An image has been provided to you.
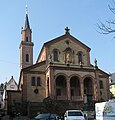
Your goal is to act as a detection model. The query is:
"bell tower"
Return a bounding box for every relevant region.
[20,7,34,69]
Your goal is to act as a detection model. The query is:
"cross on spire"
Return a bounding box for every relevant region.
[65,27,70,34]
[23,4,30,30]
[26,4,28,14]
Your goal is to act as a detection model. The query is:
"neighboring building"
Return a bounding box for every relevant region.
[16,12,110,116]
[5,76,18,91]
[109,73,115,97]
[7,90,21,115]
[3,76,18,112]
[0,84,4,109]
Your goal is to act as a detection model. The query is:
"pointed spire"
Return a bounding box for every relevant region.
[23,5,30,30]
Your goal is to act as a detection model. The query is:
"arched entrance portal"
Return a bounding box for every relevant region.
[84,77,93,95]
[70,76,81,100]
[55,75,67,100]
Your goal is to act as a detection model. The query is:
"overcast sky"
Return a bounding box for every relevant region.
[0,0,114,83]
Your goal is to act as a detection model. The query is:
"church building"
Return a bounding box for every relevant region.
[17,12,110,115]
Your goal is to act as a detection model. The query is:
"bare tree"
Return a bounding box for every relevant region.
[97,0,115,36]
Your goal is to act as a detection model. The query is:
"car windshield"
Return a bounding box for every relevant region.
[68,111,83,116]
[35,114,57,119]
[36,114,50,118]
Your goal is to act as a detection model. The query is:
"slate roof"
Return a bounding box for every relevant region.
[23,13,30,30]
[7,76,17,86]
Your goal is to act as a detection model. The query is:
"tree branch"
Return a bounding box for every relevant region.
[96,21,115,34]
[97,0,115,37]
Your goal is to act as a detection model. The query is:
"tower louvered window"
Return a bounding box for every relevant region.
[26,37,28,42]
[26,54,29,62]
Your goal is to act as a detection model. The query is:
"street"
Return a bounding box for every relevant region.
[1,115,31,120]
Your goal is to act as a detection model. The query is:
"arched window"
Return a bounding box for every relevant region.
[37,77,41,86]
[53,49,58,62]
[78,51,82,63]
[31,77,35,86]
[26,54,29,62]
[26,37,28,42]
[99,80,103,89]
[56,89,61,96]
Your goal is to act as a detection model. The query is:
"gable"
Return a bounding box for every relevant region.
[37,33,91,65]
[6,76,18,90]
[23,60,46,72]
[48,36,89,54]
[45,34,90,51]
[18,61,46,89]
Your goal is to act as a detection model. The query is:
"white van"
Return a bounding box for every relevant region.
[64,110,85,120]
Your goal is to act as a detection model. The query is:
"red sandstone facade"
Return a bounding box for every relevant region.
[17,14,110,115]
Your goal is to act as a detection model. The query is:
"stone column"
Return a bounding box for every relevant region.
[49,66,55,98]
[80,79,84,100]
[106,77,110,100]
[93,80,97,101]
[67,78,71,100]
[94,70,100,101]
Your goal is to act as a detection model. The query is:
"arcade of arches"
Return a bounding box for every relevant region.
[55,74,94,101]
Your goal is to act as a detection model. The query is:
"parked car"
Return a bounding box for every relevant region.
[64,110,86,120]
[34,113,60,120]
